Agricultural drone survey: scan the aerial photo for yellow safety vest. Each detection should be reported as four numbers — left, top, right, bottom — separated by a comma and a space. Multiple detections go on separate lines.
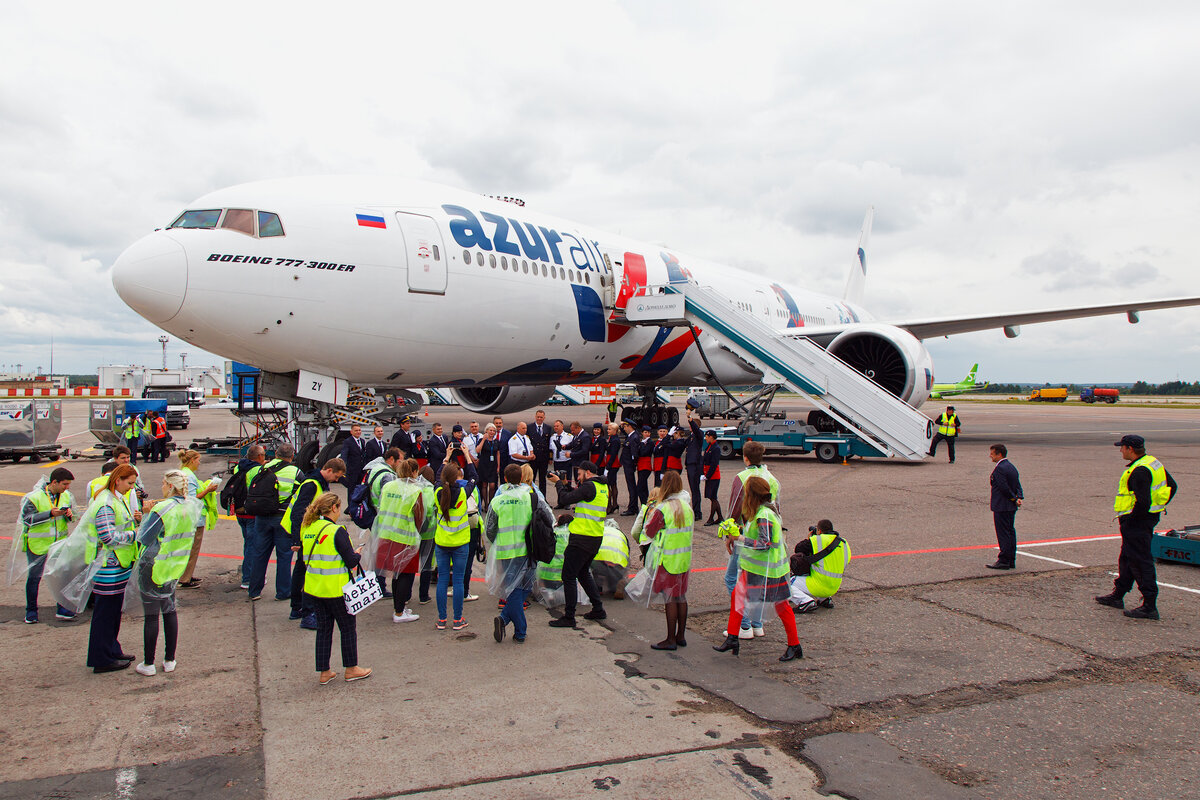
300, 518, 350, 598
1114, 454, 1172, 516
376, 479, 422, 546
937, 413, 958, 437
281, 477, 321, 535
183, 466, 219, 530
655, 499, 694, 575
803, 533, 852, 599
148, 499, 199, 584
596, 524, 630, 569
568, 481, 609, 538
490, 484, 533, 561
736, 465, 780, 503
739, 505, 788, 579
537, 526, 570, 582
83, 490, 140, 568
434, 485, 470, 547
21, 489, 73, 555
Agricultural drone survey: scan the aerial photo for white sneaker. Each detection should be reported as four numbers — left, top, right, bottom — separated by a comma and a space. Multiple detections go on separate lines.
163, 660, 176, 673
135, 662, 156, 676
464, 594, 480, 602
753, 627, 766, 637
392, 609, 420, 623
738, 628, 755, 640
240, 582, 250, 590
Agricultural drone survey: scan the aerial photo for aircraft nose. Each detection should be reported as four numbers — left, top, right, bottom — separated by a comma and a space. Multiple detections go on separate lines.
111, 232, 187, 323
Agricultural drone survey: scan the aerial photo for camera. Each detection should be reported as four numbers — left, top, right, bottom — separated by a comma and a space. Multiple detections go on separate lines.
808, 525, 817, 534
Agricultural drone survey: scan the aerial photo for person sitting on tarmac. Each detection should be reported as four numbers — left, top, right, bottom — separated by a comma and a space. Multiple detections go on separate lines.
590, 519, 631, 599
788, 519, 851, 613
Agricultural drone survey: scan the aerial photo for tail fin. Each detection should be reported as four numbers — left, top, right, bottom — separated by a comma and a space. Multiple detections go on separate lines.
963, 363, 978, 384
842, 206, 873, 305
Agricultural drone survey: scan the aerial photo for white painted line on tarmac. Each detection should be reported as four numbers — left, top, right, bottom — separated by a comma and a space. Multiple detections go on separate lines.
1017, 551, 1084, 568
1107, 571, 1200, 596
1021, 535, 1117, 548
115, 766, 137, 799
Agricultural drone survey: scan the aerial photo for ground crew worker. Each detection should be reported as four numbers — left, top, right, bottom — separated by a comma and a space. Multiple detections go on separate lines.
373, 459, 426, 624
547, 460, 609, 627
150, 412, 169, 463
640, 470, 694, 651
246, 444, 302, 601
488, 464, 552, 643
928, 405, 960, 463
121, 411, 141, 465
17, 467, 75, 623
606, 395, 621, 423
714, 475, 802, 662
725, 440, 780, 639
283, 458, 346, 629
176, 449, 219, 589
789, 519, 851, 613
133, 470, 201, 676
299, 492, 371, 684
1095, 434, 1177, 620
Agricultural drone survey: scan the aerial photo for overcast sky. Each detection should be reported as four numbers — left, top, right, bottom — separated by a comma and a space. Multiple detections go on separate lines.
2, 2, 1198, 383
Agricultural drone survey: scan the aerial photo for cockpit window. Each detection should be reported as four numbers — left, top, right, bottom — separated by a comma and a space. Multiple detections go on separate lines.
169, 209, 222, 229
220, 208, 255, 235
258, 211, 284, 237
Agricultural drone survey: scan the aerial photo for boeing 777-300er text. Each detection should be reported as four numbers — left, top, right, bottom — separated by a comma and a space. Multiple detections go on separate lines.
110, 175, 1200, 439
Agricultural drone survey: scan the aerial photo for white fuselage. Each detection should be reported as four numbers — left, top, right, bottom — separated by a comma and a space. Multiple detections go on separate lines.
112, 175, 879, 392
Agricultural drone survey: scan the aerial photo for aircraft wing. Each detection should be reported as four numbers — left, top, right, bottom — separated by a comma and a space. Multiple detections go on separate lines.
884, 296, 1200, 340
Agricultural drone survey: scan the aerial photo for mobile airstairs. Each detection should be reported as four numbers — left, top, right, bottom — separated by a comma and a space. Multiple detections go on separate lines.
630, 282, 933, 461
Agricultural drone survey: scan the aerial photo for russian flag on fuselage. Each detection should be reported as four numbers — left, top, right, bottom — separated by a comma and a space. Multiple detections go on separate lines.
356, 212, 386, 229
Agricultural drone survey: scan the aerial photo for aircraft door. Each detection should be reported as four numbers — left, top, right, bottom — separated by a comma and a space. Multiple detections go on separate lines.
395, 212, 447, 295
613, 251, 670, 315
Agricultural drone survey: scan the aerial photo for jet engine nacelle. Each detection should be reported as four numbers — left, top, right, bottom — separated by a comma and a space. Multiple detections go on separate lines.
452, 385, 557, 415
825, 324, 934, 406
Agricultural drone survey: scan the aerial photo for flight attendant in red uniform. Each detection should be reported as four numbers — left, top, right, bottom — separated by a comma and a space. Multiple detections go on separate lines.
701, 430, 723, 525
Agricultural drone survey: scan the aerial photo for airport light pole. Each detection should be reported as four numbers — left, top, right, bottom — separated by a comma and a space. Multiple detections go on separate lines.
158, 335, 169, 371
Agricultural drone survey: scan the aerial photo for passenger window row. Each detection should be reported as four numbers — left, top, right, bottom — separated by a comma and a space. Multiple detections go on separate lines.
460, 249, 608, 287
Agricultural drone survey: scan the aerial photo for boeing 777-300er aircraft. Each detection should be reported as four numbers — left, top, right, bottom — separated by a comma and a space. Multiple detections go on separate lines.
110, 176, 1200, 456
930, 363, 988, 400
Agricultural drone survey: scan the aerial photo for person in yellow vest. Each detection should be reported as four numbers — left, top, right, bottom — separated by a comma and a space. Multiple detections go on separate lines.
416, 464, 439, 604
372, 459, 426, 623
175, 449, 220, 588
487, 464, 553, 643
547, 459, 609, 627
590, 519, 631, 599
14, 467, 75, 623
433, 461, 474, 630
283, 458, 346, 629
84, 464, 143, 673
105, 446, 151, 511
133, 470, 203, 676
714, 475, 802, 661
298, 492, 371, 684
639, 470, 694, 651
121, 411, 142, 465
788, 519, 851, 613
1096, 434, 1177, 620
928, 405, 960, 463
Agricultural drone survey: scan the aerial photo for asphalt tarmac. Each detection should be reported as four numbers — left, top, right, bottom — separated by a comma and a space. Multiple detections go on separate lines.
2, 399, 1198, 799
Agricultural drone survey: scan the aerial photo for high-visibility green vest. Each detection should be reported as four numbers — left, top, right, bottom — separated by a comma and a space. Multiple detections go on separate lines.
281, 477, 322, 535
803, 533, 851, 599
656, 500, 694, 575
21, 489, 73, 555
376, 479, 422, 546
537, 525, 570, 582
252, 459, 302, 507
568, 481, 609, 538
737, 465, 780, 503
83, 490, 139, 568
738, 505, 788, 579
597, 523, 629, 569
148, 498, 198, 584
87, 476, 107, 501
300, 518, 349, 598
183, 466, 219, 530
491, 484, 533, 561
434, 485, 470, 547
366, 461, 395, 510
1115, 454, 1172, 516
418, 480, 437, 541
122, 416, 140, 438
937, 413, 958, 437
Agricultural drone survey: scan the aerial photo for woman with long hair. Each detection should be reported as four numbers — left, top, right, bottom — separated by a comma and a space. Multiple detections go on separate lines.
86, 464, 142, 673
713, 476, 802, 661
373, 459, 425, 623
433, 462, 471, 630
133, 470, 201, 676
638, 470, 693, 651
299, 492, 371, 684
175, 449, 219, 588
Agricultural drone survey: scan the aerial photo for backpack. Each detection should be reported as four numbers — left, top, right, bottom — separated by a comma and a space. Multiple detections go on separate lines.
525, 491, 556, 564
348, 469, 387, 530
244, 462, 287, 516
219, 463, 249, 514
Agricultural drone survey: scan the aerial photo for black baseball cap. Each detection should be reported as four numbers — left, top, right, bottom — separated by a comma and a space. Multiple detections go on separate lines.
1114, 434, 1145, 448
576, 460, 598, 474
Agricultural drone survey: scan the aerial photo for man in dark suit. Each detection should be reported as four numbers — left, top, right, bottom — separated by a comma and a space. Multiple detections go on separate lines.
494, 416, 512, 474
619, 420, 639, 515
389, 416, 415, 459
987, 443, 1023, 570
527, 409, 552, 495
338, 424, 367, 489
363, 425, 388, 463
426, 422, 450, 481
568, 421, 591, 473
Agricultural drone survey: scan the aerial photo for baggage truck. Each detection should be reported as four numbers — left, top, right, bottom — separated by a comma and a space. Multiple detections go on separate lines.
1080, 387, 1120, 404
1028, 387, 1069, 402
0, 400, 64, 463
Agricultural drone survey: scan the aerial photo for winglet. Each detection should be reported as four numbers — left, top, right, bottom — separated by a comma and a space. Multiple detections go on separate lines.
843, 206, 873, 305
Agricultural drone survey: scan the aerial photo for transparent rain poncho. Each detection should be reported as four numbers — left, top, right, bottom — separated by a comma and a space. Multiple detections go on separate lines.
623, 493, 693, 607
483, 483, 542, 600
590, 518, 630, 595
534, 523, 578, 608
8, 488, 75, 586
125, 496, 203, 614
730, 504, 791, 618
42, 495, 133, 614
363, 478, 424, 575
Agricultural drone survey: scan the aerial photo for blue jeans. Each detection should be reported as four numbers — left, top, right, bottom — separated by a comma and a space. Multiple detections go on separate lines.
724, 544, 763, 630
237, 517, 254, 584
435, 543, 469, 622
248, 514, 293, 599
25, 552, 72, 616
499, 586, 532, 639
